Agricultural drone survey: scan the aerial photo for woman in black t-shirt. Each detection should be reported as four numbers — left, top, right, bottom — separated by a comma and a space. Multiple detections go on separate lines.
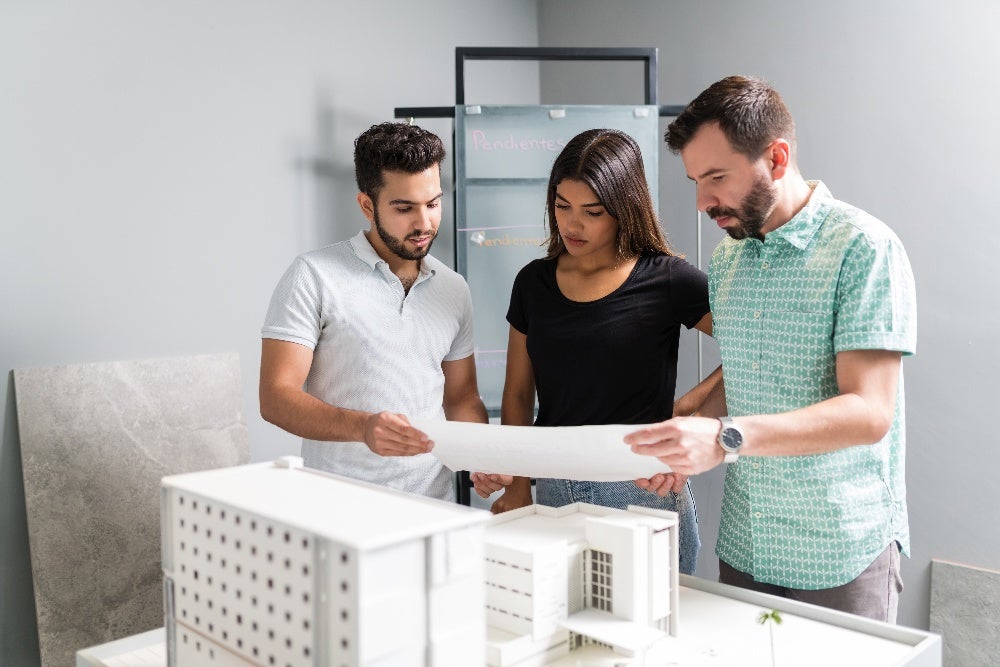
471, 128, 714, 574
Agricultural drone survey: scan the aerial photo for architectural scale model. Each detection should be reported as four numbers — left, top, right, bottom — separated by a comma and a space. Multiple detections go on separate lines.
483, 503, 679, 666
160, 458, 680, 667
161, 457, 489, 666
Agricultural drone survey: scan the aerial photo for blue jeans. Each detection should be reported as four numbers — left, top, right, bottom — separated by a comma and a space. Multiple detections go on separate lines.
535, 478, 701, 575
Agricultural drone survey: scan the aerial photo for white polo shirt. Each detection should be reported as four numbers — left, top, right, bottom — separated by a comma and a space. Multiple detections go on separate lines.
261, 230, 475, 500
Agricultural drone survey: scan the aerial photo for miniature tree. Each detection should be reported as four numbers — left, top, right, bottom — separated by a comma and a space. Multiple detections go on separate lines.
757, 609, 783, 667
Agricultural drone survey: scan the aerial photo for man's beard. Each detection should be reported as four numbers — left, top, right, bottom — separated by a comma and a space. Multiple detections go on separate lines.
373, 207, 436, 260
707, 174, 777, 241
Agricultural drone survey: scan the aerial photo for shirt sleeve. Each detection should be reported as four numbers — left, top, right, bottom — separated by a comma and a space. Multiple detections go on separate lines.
834, 233, 917, 355
505, 262, 531, 334
260, 256, 322, 349
668, 256, 711, 329
444, 279, 476, 361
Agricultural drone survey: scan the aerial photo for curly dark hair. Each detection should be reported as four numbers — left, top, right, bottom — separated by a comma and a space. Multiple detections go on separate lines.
665, 75, 796, 160
545, 128, 673, 260
353, 122, 446, 199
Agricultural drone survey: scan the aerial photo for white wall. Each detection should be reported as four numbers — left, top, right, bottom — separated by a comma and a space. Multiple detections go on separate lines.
0, 2, 539, 663
538, 0, 1000, 632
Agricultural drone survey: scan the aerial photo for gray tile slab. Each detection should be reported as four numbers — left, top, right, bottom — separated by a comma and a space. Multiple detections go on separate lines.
13, 353, 249, 667
930, 558, 1000, 667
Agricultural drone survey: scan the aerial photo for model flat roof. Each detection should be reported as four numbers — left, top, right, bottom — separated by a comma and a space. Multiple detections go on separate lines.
163, 460, 489, 550
485, 502, 675, 551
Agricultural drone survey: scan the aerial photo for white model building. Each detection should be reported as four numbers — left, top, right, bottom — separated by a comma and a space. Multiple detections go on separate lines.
160, 457, 489, 666
160, 459, 679, 667
483, 503, 679, 666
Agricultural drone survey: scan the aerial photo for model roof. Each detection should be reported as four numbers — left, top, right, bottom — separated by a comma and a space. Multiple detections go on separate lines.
162, 458, 488, 550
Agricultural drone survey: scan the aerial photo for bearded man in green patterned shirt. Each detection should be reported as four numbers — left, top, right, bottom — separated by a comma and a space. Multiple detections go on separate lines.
626, 75, 916, 623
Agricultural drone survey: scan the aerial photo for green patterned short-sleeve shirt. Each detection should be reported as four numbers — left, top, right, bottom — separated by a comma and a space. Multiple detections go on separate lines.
711, 181, 917, 589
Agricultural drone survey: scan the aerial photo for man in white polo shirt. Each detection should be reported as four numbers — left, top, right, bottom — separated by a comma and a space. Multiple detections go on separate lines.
260, 122, 488, 501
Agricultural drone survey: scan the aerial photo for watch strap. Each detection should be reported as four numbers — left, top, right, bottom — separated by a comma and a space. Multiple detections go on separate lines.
718, 416, 743, 463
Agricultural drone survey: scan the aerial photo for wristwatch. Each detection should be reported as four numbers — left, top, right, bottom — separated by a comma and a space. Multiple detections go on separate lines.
717, 416, 745, 463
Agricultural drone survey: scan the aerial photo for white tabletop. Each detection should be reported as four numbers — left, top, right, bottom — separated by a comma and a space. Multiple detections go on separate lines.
76, 579, 939, 666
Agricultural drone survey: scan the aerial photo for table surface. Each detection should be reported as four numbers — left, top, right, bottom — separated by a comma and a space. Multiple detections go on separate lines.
76, 579, 940, 666
76, 628, 165, 667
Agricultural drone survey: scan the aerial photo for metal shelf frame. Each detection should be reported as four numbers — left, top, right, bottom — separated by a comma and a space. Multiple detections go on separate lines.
396, 46, 686, 120
393, 47, 680, 506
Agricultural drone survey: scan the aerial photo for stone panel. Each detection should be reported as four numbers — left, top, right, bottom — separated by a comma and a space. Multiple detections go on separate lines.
930, 558, 1000, 667
13, 353, 249, 667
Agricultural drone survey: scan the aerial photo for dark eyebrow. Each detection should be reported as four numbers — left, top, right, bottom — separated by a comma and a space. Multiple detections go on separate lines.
388, 192, 444, 206
555, 190, 603, 208
691, 167, 726, 181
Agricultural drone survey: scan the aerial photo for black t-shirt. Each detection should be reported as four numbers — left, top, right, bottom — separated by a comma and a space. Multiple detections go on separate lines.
506, 253, 709, 427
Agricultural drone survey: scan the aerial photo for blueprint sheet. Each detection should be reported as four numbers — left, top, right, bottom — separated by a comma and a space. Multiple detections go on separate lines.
413, 419, 672, 482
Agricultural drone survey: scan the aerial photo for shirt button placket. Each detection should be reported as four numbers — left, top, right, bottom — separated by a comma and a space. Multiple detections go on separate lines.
748, 462, 767, 577
381, 266, 407, 315
750, 251, 770, 411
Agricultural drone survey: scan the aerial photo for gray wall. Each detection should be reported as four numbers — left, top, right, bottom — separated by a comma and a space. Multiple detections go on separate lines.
538, 0, 1000, 632
3, 0, 996, 660
0, 2, 539, 663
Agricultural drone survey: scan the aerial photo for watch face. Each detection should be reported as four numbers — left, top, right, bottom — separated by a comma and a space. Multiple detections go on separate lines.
721, 427, 743, 451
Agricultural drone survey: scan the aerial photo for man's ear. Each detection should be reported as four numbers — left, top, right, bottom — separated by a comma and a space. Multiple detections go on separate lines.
768, 139, 792, 180
357, 192, 376, 223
